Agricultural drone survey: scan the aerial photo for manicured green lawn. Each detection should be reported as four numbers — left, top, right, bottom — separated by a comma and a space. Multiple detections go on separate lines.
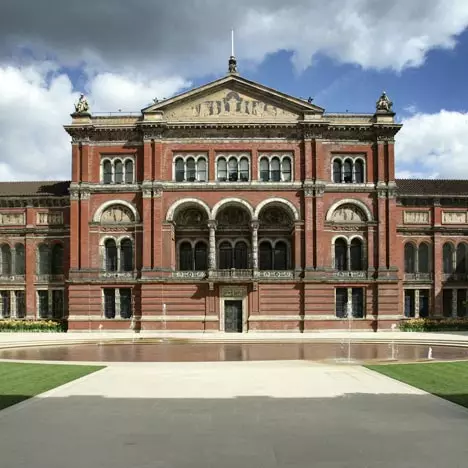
0, 362, 104, 410
367, 361, 468, 409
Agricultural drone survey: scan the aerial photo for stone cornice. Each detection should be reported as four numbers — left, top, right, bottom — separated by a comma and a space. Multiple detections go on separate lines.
0, 197, 69, 208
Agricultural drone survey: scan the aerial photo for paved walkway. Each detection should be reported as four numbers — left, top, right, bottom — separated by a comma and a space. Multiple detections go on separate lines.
1, 361, 468, 467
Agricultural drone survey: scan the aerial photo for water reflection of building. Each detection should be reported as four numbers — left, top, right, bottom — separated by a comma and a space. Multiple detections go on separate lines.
0, 57, 467, 332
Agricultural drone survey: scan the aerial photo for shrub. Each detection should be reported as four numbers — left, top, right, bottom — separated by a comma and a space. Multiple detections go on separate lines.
0, 319, 67, 333
400, 318, 468, 332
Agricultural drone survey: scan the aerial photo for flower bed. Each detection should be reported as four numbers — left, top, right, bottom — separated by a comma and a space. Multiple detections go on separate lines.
0, 319, 67, 332
400, 318, 468, 332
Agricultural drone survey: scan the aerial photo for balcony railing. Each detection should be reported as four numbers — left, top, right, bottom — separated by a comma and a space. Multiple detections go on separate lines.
256, 270, 294, 279
0, 274, 25, 282
334, 270, 367, 279
404, 273, 433, 281
100, 271, 137, 279
443, 273, 468, 282
209, 269, 253, 279
172, 271, 206, 279
35, 274, 65, 282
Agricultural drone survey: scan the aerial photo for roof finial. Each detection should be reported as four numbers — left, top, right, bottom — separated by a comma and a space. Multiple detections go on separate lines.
228, 29, 238, 75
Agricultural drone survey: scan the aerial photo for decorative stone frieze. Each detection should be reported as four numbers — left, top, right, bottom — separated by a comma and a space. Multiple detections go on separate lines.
37, 212, 63, 225
442, 211, 467, 224
0, 213, 25, 225
403, 211, 430, 224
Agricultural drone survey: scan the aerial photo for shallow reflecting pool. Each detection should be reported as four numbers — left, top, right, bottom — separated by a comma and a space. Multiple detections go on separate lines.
1, 340, 468, 363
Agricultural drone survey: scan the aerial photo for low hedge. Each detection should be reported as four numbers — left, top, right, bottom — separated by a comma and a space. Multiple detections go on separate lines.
0, 319, 67, 332
400, 318, 468, 332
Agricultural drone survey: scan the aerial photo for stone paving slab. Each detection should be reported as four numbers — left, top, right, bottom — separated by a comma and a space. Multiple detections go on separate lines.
1, 361, 468, 467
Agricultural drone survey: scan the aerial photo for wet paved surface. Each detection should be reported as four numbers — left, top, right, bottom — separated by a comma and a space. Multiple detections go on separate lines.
1, 340, 468, 362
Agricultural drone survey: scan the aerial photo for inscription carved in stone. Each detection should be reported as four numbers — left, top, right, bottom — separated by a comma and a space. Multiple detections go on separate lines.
0, 213, 25, 225
101, 205, 134, 224
165, 90, 298, 121
220, 286, 247, 298
331, 205, 365, 223
403, 211, 430, 224
442, 211, 467, 224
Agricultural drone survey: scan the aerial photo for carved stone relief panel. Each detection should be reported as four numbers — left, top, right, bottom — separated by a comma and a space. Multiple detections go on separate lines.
403, 211, 430, 224
101, 205, 134, 224
175, 208, 207, 227
0, 213, 25, 225
442, 211, 467, 224
220, 285, 248, 298
165, 89, 298, 121
331, 205, 365, 223
216, 207, 250, 227
37, 211, 63, 225
259, 207, 292, 227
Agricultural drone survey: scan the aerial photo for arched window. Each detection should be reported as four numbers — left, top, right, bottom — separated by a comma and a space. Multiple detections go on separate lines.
217, 158, 227, 181
260, 158, 269, 182
186, 157, 196, 182
197, 159, 207, 182
456, 243, 468, 274
120, 239, 133, 272
228, 158, 238, 182
443, 243, 454, 274
114, 160, 123, 184
51, 244, 64, 275
219, 242, 232, 269
194, 242, 207, 270
354, 160, 364, 183
282, 158, 292, 181
418, 243, 430, 273
105, 239, 118, 272
270, 158, 280, 182
239, 158, 249, 181
343, 160, 352, 183
103, 160, 112, 184
179, 242, 193, 270
334, 239, 347, 271
404, 243, 416, 273
333, 160, 342, 183
37, 244, 50, 275
259, 242, 273, 270
0, 244, 11, 275
274, 241, 288, 270
124, 160, 134, 184
350, 238, 363, 270
15, 244, 25, 275
175, 158, 185, 182
234, 241, 248, 269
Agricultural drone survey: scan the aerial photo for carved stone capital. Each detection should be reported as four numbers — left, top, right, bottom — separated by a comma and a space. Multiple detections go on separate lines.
80, 190, 91, 200
207, 220, 217, 230
69, 190, 80, 201
250, 220, 260, 231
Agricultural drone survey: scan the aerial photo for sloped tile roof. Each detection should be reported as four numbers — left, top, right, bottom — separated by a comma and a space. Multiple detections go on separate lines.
0, 181, 70, 197
396, 179, 468, 196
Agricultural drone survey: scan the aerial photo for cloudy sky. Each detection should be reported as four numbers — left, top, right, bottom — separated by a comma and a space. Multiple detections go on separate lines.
1, 0, 468, 181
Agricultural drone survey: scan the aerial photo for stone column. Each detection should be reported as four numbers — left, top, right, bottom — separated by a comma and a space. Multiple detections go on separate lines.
115, 288, 121, 318
251, 221, 259, 270
208, 221, 217, 270
452, 288, 458, 318
10, 291, 16, 319
48, 290, 53, 319
11, 248, 16, 277
415, 289, 420, 318
347, 242, 351, 271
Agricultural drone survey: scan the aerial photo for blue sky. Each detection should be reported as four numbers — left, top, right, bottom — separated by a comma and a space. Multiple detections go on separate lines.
0, 0, 468, 180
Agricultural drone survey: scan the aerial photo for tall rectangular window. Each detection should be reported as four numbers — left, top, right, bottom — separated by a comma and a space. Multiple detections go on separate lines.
15, 290, 26, 318
404, 290, 415, 318
0, 291, 10, 318
120, 288, 132, 319
103, 289, 116, 319
38, 290, 49, 319
52, 290, 64, 319
442, 289, 453, 318
335, 288, 348, 318
351, 288, 364, 318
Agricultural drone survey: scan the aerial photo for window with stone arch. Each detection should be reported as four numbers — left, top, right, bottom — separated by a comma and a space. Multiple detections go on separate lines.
259, 240, 289, 270
14, 243, 25, 275
258, 154, 293, 182
443, 242, 455, 274
216, 153, 250, 182
0, 244, 11, 276
333, 237, 365, 271
173, 154, 208, 182
37, 244, 50, 275
100, 156, 135, 184
331, 156, 366, 183
102, 237, 134, 273
456, 242, 468, 274
404, 242, 416, 273
177, 240, 208, 271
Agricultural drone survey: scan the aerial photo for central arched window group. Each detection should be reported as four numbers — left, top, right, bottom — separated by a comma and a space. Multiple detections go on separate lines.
217, 154, 250, 182
174, 154, 208, 182
259, 155, 292, 182
102, 157, 135, 184
334, 237, 365, 271
218, 240, 250, 269
37, 243, 64, 275
259, 240, 289, 270
443, 242, 468, 275
332, 157, 365, 184
179, 241, 208, 271
103, 238, 134, 272
0, 243, 25, 276
404, 242, 431, 274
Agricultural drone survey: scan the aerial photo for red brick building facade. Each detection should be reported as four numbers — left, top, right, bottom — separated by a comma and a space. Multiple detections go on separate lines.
0, 66, 467, 332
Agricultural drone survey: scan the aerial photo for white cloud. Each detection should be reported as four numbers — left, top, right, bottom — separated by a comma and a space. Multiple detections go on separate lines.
0, 64, 187, 181
396, 110, 468, 178
1, 0, 468, 75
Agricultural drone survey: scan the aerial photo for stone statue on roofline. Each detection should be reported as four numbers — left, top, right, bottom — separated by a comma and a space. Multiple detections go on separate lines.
376, 91, 393, 113
74, 93, 90, 114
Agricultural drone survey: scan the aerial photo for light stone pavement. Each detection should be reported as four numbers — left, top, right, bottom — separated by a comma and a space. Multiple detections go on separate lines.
1, 361, 468, 467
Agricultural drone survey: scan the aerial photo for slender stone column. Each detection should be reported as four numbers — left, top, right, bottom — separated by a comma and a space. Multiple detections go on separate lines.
10, 291, 16, 319
251, 221, 259, 270
347, 242, 351, 271
452, 288, 458, 318
415, 289, 420, 318
208, 221, 217, 270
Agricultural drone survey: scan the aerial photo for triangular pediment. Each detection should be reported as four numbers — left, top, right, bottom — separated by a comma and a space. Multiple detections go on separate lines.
142, 75, 324, 123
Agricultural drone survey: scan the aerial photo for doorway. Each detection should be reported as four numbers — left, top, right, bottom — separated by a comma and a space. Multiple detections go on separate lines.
224, 300, 243, 333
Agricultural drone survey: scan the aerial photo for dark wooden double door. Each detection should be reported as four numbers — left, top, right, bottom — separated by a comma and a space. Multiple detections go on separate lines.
224, 300, 243, 333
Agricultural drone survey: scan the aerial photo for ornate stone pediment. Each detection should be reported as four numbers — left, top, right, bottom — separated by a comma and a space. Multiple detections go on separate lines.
101, 205, 134, 224
331, 205, 366, 223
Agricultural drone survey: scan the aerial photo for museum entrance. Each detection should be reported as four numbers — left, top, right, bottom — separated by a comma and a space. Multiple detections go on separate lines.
224, 300, 243, 333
